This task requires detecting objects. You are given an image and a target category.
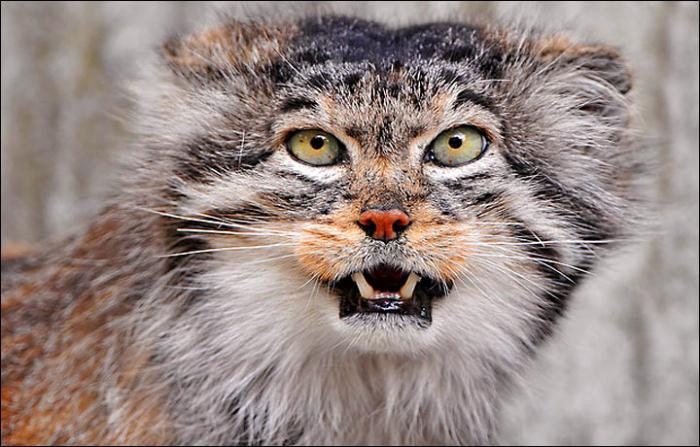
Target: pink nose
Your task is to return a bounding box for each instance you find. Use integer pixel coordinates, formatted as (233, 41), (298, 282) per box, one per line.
(357, 209), (411, 241)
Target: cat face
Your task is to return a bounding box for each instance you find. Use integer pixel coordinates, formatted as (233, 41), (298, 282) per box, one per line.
(150, 16), (638, 354)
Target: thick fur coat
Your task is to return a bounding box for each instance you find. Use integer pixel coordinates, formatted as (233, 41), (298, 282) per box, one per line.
(1, 14), (643, 445)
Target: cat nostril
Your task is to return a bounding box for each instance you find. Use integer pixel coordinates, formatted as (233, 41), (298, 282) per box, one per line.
(357, 209), (411, 241)
(360, 220), (377, 238)
(392, 219), (407, 235)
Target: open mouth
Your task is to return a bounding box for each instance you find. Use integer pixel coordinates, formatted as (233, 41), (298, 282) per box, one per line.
(333, 264), (451, 327)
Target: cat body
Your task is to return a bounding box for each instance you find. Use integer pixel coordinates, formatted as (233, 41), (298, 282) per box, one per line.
(1, 15), (641, 445)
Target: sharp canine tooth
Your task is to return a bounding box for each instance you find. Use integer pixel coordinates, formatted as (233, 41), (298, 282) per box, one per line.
(352, 272), (375, 299)
(399, 272), (421, 299)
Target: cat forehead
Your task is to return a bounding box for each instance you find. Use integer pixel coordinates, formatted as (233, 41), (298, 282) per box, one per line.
(291, 17), (494, 66)
(163, 15), (553, 100)
(163, 15), (630, 143)
(273, 17), (505, 85)
(265, 17), (506, 130)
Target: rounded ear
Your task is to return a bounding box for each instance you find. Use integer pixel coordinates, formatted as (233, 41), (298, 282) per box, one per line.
(161, 20), (294, 82)
(535, 36), (633, 95)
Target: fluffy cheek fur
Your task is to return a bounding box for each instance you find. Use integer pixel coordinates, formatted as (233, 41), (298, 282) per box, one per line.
(198, 207), (544, 357)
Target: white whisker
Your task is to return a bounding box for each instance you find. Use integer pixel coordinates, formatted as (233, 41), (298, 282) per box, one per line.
(158, 243), (297, 258)
(176, 228), (298, 238)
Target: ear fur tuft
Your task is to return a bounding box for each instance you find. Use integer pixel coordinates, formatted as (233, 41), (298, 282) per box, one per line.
(536, 36), (633, 94)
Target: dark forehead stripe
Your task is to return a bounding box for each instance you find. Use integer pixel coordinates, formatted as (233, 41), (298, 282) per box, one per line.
(280, 97), (319, 113)
(281, 16), (502, 78)
(453, 88), (497, 113)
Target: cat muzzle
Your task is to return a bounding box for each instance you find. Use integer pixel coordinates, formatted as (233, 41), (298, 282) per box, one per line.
(333, 264), (451, 326)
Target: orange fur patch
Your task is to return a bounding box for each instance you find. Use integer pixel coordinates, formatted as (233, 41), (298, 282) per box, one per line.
(163, 21), (298, 74)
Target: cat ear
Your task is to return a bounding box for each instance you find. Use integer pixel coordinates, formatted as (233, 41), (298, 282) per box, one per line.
(535, 36), (632, 95)
(161, 21), (291, 82)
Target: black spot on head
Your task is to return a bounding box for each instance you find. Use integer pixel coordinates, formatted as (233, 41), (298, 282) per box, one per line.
(265, 60), (295, 84)
(443, 45), (478, 63)
(343, 72), (365, 93)
(307, 73), (333, 90)
(477, 47), (510, 79)
(280, 97), (318, 113)
(345, 125), (367, 141)
(453, 88), (496, 113)
(443, 35), (509, 80)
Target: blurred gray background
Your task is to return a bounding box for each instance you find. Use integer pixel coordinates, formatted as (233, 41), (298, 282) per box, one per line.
(1, 1), (698, 445)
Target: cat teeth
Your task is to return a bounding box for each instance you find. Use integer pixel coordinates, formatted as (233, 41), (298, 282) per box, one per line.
(352, 272), (375, 299)
(399, 272), (421, 299)
(351, 271), (421, 300)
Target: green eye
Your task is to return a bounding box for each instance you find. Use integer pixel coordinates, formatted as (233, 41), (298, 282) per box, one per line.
(287, 129), (342, 166)
(429, 126), (488, 167)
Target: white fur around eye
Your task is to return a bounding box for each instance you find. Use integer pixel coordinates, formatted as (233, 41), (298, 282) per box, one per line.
(423, 146), (500, 181)
(276, 150), (347, 183)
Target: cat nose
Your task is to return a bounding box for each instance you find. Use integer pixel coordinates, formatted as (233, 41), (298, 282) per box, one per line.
(357, 209), (411, 241)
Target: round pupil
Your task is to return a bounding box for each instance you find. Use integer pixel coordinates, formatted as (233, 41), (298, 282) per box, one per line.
(448, 135), (463, 149)
(310, 135), (326, 150)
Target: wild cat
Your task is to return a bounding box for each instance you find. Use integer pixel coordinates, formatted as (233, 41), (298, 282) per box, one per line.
(1, 13), (643, 446)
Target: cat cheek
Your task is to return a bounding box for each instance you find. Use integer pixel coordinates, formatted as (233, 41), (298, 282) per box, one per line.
(294, 228), (363, 281)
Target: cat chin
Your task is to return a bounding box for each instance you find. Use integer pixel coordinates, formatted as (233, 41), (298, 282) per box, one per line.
(280, 295), (444, 355)
(316, 304), (440, 354)
(203, 253), (446, 355)
(206, 251), (524, 357)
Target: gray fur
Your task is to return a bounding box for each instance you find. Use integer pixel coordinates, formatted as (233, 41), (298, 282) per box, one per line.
(1, 14), (645, 446)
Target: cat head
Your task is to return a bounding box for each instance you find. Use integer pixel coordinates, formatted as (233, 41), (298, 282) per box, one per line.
(138, 15), (640, 355)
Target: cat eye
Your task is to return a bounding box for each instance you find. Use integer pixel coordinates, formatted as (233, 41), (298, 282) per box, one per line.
(427, 125), (488, 167)
(287, 129), (342, 166)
